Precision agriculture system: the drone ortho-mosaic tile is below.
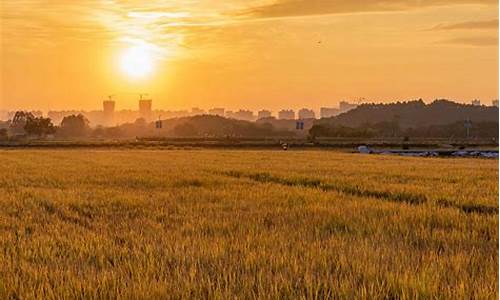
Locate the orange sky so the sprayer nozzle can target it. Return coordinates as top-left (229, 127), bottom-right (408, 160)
top-left (1, 0), bottom-right (498, 112)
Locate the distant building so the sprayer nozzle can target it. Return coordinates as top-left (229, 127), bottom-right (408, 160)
top-left (234, 110), bottom-right (254, 121)
top-left (320, 107), bottom-right (340, 118)
top-left (208, 108), bottom-right (225, 117)
top-left (226, 110), bottom-right (255, 121)
top-left (191, 107), bottom-right (205, 116)
top-left (298, 108), bottom-right (315, 119)
top-left (113, 110), bottom-right (139, 125)
top-left (139, 99), bottom-right (152, 121)
top-left (153, 110), bottom-right (189, 120)
top-left (257, 110), bottom-right (272, 119)
top-left (278, 109), bottom-right (295, 120)
top-left (339, 101), bottom-right (358, 113)
top-left (471, 99), bottom-right (481, 106)
top-left (492, 100), bottom-right (499, 107)
top-left (103, 100), bottom-right (115, 126)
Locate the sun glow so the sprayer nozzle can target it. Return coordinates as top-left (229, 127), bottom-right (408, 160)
top-left (120, 45), bottom-right (155, 79)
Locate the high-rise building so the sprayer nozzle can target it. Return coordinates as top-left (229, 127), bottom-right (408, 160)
top-left (208, 108), bottom-right (225, 117)
top-left (278, 109), bottom-right (295, 120)
top-left (320, 107), bottom-right (340, 118)
top-left (339, 101), bottom-right (358, 113)
top-left (139, 99), bottom-right (152, 121)
top-left (298, 108), bottom-right (315, 119)
top-left (257, 110), bottom-right (272, 119)
top-left (225, 110), bottom-right (254, 121)
top-left (234, 110), bottom-right (254, 121)
top-left (493, 100), bottom-right (499, 107)
top-left (471, 99), bottom-right (481, 106)
top-left (103, 100), bottom-right (115, 126)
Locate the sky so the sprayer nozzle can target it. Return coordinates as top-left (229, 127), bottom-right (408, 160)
top-left (0, 0), bottom-right (498, 112)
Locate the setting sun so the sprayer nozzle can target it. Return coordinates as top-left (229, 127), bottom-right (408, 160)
top-left (120, 45), bottom-right (154, 79)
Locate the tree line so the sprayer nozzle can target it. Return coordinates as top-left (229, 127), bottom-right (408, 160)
top-left (2, 99), bottom-right (498, 140)
top-left (1, 112), bottom-right (90, 139)
top-left (309, 121), bottom-right (498, 139)
top-left (0, 113), bottom-right (293, 140)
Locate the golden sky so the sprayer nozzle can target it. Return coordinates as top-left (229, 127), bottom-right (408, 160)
top-left (1, 0), bottom-right (498, 111)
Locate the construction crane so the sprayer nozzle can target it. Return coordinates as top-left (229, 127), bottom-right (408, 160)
top-left (104, 93), bottom-right (151, 100)
top-left (139, 93), bottom-right (150, 101)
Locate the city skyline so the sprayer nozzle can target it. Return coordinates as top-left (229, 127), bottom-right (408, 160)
top-left (2, 96), bottom-right (499, 113)
top-left (0, 100), bottom-right (358, 124)
top-left (1, 1), bottom-right (498, 111)
top-left (1, 97), bottom-right (498, 127)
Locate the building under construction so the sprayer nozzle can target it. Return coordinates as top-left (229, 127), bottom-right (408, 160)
top-left (139, 95), bottom-right (153, 121)
top-left (103, 98), bottom-right (115, 126)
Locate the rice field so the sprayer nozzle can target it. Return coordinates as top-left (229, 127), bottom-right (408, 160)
top-left (0, 149), bottom-right (497, 299)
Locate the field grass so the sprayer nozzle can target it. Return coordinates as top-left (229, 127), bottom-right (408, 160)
top-left (0, 149), bottom-right (497, 299)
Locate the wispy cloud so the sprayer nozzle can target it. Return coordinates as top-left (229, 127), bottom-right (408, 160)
top-left (429, 19), bottom-right (498, 30)
top-left (126, 11), bottom-right (191, 20)
top-left (440, 35), bottom-right (498, 46)
top-left (2, 0), bottom-right (498, 56)
top-left (233, 0), bottom-right (498, 19)
top-left (1, 0), bottom-right (229, 56)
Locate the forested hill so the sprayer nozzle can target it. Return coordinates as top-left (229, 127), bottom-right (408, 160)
top-left (157, 115), bottom-right (295, 137)
top-left (319, 100), bottom-right (498, 128)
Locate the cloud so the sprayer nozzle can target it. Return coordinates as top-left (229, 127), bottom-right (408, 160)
top-left (429, 19), bottom-right (498, 30)
top-left (234, 0), bottom-right (498, 19)
top-left (441, 36), bottom-right (498, 46)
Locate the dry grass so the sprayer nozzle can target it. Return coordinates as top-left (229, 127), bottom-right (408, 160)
top-left (0, 149), bottom-right (497, 299)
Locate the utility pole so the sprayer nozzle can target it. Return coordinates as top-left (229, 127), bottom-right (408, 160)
top-left (464, 119), bottom-right (472, 139)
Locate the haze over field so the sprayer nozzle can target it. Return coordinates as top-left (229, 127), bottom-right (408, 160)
top-left (1, 0), bottom-right (499, 111)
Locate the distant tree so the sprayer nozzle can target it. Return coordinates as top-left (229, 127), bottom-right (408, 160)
top-left (372, 120), bottom-right (401, 137)
top-left (173, 123), bottom-right (198, 136)
top-left (259, 122), bottom-right (274, 132)
top-left (91, 125), bottom-right (105, 138)
top-left (134, 118), bottom-right (147, 127)
top-left (9, 111), bottom-right (34, 136)
top-left (11, 111), bottom-right (34, 125)
top-left (0, 128), bottom-right (7, 140)
top-left (309, 125), bottom-right (329, 138)
top-left (104, 126), bottom-right (124, 138)
top-left (24, 116), bottom-right (56, 138)
top-left (59, 114), bottom-right (90, 137)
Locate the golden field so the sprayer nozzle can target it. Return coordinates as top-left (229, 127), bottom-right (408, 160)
top-left (0, 149), bottom-right (497, 299)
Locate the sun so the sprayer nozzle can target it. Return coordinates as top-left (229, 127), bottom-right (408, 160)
top-left (120, 45), bottom-right (154, 79)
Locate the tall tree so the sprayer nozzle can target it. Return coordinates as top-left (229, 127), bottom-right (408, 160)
top-left (59, 114), bottom-right (90, 137)
top-left (24, 116), bottom-right (56, 137)
top-left (10, 111), bottom-right (35, 136)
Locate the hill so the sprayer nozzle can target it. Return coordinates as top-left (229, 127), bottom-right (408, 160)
top-left (104, 115), bottom-right (295, 138)
top-left (158, 115), bottom-right (296, 137)
top-left (318, 99), bottom-right (498, 128)
top-left (311, 100), bottom-right (499, 138)
top-left (256, 117), bottom-right (314, 136)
